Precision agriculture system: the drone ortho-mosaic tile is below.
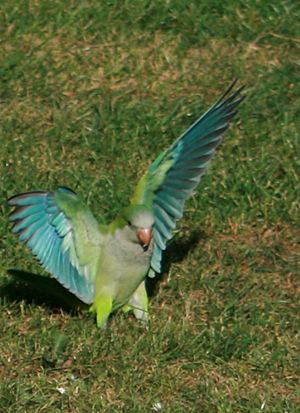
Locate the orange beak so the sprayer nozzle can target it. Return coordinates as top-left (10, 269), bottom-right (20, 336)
top-left (137, 228), bottom-right (152, 247)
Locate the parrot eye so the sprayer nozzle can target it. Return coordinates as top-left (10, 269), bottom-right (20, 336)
top-left (128, 220), bottom-right (136, 229)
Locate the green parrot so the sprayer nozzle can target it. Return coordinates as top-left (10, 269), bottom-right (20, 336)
top-left (8, 80), bottom-right (244, 328)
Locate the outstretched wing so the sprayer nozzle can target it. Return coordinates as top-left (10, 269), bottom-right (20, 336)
top-left (8, 187), bottom-right (103, 303)
top-left (131, 80), bottom-right (245, 277)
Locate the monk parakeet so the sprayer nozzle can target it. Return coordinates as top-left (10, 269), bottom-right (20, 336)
top-left (8, 80), bottom-right (244, 327)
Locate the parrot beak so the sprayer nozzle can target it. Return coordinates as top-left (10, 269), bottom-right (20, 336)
top-left (137, 228), bottom-right (152, 248)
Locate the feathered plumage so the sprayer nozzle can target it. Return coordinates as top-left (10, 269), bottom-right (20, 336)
top-left (8, 80), bottom-right (245, 327)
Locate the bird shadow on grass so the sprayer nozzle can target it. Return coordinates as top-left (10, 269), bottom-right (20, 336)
top-left (0, 269), bottom-right (87, 314)
top-left (1, 229), bottom-right (206, 313)
top-left (146, 229), bottom-right (207, 297)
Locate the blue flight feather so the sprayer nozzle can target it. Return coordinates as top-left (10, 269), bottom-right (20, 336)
top-left (145, 80), bottom-right (245, 277)
top-left (8, 190), bottom-right (95, 303)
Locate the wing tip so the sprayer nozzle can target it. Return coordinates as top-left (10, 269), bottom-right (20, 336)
top-left (216, 78), bottom-right (246, 107)
top-left (7, 191), bottom-right (48, 206)
top-left (7, 188), bottom-right (77, 207)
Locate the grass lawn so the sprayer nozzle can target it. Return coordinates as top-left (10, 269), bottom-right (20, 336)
top-left (0, 1), bottom-right (299, 412)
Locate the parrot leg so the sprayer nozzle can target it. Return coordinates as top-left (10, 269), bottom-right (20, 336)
top-left (89, 296), bottom-right (112, 329)
top-left (123, 281), bottom-right (148, 323)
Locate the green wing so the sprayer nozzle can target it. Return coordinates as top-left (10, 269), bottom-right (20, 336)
top-left (131, 80), bottom-right (245, 277)
top-left (8, 187), bottom-right (103, 303)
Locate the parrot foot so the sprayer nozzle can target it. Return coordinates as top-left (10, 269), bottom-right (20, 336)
top-left (123, 281), bottom-right (149, 324)
top-left (122, 303), bottom-right (149, 324)
top-left (89, 296), bottom-right (112, 329)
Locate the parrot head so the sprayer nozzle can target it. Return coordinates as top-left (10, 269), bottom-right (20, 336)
top-left (121, 205), bottom-right (154, 250)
